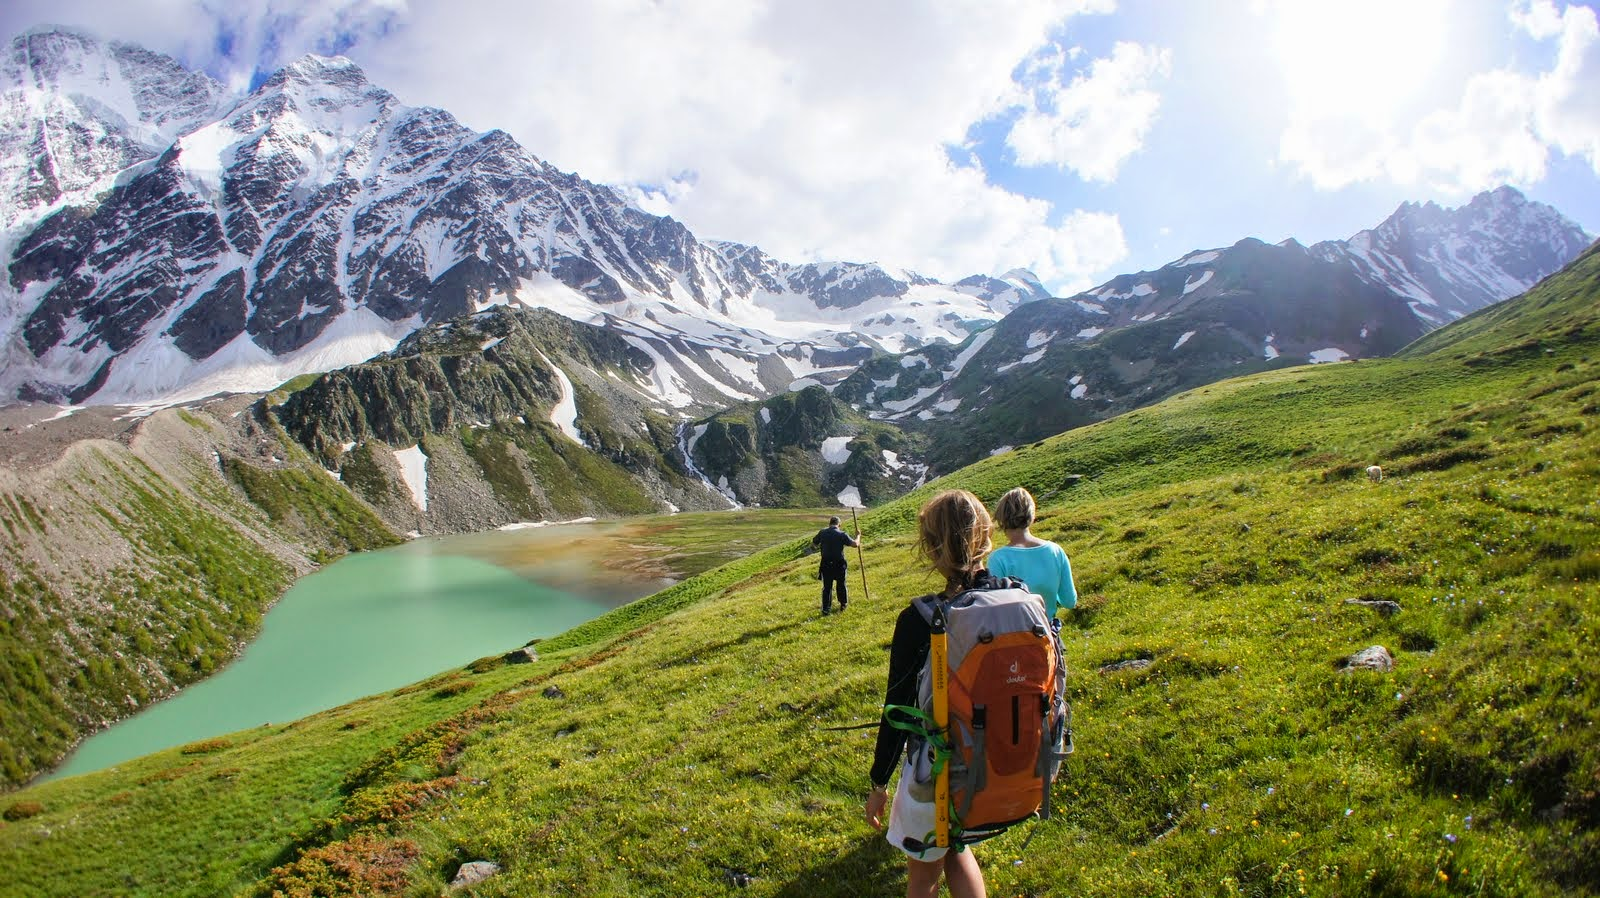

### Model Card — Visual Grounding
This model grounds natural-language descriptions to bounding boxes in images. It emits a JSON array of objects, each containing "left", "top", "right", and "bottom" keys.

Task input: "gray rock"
[
  {"left": 451, "top": 861, "right": 501, "bottom": 889},
  {"left": 1342, "top": 645, "right": 1394, "bottom": 672},
  {"left": 1099, "top": 658, "right": 1152, "bottom": 674},
  {"left": 1343, "top": 598, "right": 1401, "bottom": 616},
  {"left": 505, "top": 645, "right": 538, "bottom": 664},
  {"left": 542, "top": 684, "right": 565, "bottom": 699}
]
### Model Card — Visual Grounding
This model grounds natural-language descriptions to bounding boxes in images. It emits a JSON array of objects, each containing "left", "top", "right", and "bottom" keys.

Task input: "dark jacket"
[{"left": 812, "top": 525, "right": 858, "bottom": 563}]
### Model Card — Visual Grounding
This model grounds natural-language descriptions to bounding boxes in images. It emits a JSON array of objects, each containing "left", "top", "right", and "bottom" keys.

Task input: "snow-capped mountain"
[
  {"left": 1311, "top": 185, "right": 1594, "bottom": 326},
  {"left": 0, "top": 27, "right": 225, "bottom": 229},
  {"left": 841, "top": 187, "right": 1593, "bottom": 467},
  {"left": 0, "top": 28, "right": 1028, "bottom": 409}
]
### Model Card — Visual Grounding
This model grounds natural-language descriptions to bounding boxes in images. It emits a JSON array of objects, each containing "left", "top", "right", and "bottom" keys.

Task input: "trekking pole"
[
  {"left": 930, "top": 603, "right": 951, "bottom": 848},
  {"left": 849, "top": 505, "right": 871, "bottom": 602}
]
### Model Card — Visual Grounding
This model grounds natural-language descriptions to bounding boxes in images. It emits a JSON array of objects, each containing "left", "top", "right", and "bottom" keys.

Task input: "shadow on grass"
[{"left": 768, "top": 835, "right": 905, "bottom": 898}]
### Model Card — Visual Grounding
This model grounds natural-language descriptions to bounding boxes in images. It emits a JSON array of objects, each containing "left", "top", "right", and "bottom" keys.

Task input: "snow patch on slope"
[
  {"left": 821, "top": 436, "right": 853, "bottom": 464},
  {"left": 536, "top": 349, "right": 587, "bottom": 446},
  {"left": 394, "top": 445, "right": 428, "bottom": 511}
]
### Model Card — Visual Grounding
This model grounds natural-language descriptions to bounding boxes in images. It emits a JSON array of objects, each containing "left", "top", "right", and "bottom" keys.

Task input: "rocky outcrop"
[
  {"left": 274, "top": 306, "right": 728, "bottom": 532},
  {"left": 680, "top": 385, "right": 927, "bottom": 508}
]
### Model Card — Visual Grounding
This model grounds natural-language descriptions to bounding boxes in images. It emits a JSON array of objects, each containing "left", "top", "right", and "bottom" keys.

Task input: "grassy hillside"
[
  {"left": 2, "top": 251, "right": 1596, "bottom": 896},
  {"left": 0, "top": 404, "right": 401, "bottom": 788}
]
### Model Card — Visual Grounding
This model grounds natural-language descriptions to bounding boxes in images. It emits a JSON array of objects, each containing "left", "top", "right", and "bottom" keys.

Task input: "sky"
[{"left": 3, "top": 0, "right": 1597, "bottom": 295}]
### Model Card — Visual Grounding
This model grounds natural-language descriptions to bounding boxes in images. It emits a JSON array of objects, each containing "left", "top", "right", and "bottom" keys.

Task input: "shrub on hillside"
[{"left": 4, "top": 801, "right": 43, "bottom": 821}]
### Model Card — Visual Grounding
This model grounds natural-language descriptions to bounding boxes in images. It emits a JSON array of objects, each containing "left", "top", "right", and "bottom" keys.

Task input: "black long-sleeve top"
[{"left": 869, "top": 602, "right": 933, "bottom": 787}]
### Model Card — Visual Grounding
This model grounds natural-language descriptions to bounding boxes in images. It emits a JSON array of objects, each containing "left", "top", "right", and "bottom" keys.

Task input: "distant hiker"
[
  {"left": 987, "top": 487, "right": 1077, "bottom": 627},
  {"left": 865, "top": 490, "right": 995, "bottom": 898},
  {"left": 812, "top": 515, "right": 860, "bottom": 615}
]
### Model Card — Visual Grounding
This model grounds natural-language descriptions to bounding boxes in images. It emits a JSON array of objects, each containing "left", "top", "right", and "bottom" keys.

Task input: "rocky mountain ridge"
[
  {"left": 273, "top": 305, "right": 730, "bottom": 531},
  {"left": 0, "top": 28, "right": 1035, "bottom": 410},
  {"left": 845, "top": 187, "right": 1593, "bottom": 467}
]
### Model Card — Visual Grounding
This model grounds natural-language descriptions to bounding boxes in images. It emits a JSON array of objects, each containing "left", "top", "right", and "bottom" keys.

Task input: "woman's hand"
[{"left": 865, "top": 785, "right": 888, "bottom": 829}]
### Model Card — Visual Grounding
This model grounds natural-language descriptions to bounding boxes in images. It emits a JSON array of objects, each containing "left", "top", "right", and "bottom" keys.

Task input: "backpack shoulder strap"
[{"left": 909, "top": 593, "right": 942, "bottom": 624}]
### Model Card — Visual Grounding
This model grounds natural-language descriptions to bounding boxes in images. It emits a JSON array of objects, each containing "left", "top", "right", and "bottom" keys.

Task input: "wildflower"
[{"left": 1444, "top": 833, "right": 1457, "bottom": 843}]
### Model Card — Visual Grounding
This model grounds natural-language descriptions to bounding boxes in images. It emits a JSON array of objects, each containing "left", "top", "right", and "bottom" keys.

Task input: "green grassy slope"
[
  {"left": 0, "top": 409, "right": 402, "bottom": 788},
  {"left": 2, "top": 250, "right": 1597, "bottom": 896}
]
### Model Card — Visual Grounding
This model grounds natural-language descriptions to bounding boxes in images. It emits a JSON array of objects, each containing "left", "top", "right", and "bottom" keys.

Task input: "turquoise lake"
[{"left": 49, "top": 524, "right": 672, "bottom": 781}]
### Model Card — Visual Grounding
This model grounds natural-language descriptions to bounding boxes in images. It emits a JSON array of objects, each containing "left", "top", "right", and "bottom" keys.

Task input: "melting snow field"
[
  {"left": 1173, "top": 331, "right": 1196, "bottom": 350},
  {"left": 821, "top": 436, "right": 853, "bottom": 464},
  {"left": 837, "top": 485, "right": 863, "bottom": 507},
  {"left": 997, "top": 348, "right": 1047, "bottom": 373},
  {"left": 537, "top": 350, "right": 587, "bottom": 446},
  {"left": 1175, "top": 250, "right": 1220, "bottom": 267},
  {"left": 394, "top": 445, "right": 428, "bottom": 512},
  {"left": 1309, "top": 348, "right": 1350, "bottom": 364},
  {"left": 1183, "top": 271, "right": 1214, "bottom": 294},
  {"left": 1264, "top": 335, "right": 1280, "bottom": 360}
]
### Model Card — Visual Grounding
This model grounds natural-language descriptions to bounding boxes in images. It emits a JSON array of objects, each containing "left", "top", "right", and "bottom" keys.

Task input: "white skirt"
[{"left": 886, "top": 759, "right": 947, "bottom": 861}]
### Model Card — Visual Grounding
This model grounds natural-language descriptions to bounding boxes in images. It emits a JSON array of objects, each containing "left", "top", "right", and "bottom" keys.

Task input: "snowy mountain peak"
[
  {"left": 1318, "top": 186, "right": 1593, "bottom": 325},
  {"left": 999, "top": 268, "right": 1047, "bottom": 293},
  {"left": 0, "top": 31, "right": 1029, "bottom": 407},
  {"left": 1, "top": 27, "right": 225, "bottom": 226}
]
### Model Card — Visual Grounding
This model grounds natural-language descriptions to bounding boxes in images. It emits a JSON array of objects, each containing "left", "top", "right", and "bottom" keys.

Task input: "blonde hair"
[
  {"left": 917, "top": 490, "right": 994, "bottom": 594},
  {"left": 994, "top": 487, "right": 1036, "bottom": 532}
]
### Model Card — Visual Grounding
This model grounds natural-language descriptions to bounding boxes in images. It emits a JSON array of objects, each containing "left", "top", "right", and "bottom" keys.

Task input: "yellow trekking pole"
[
  {"left": 930, "top": 603, "right": 951, "bottom": 848},
  {"left": 849, "top": 505, "right": 871, "bottom": 602}
]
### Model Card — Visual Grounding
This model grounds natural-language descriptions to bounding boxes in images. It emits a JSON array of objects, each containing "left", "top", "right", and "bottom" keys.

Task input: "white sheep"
[{"left": 1366, "top": 465, "right": 1383, "bottom": 483}]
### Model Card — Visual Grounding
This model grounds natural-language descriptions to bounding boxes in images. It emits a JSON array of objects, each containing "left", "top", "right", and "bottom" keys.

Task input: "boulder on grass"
[
  {"left": 1342, "top": 645, "right": 1394, "bottom": 672},
  {"left": 451, "top": 861, "right": 501, "bottom": 889}
]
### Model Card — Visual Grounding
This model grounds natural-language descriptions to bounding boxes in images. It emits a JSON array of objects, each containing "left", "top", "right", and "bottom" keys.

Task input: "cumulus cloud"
[
  {"left": 1278, "top": 0, "right": 1600, "bottom": 193},
  {"left": 1003, "top": 40, "right": 1173, "bottom": 182},
  {"left": 347, "top": 0, "right": 1134, "bottom": 289},
  {"left": 0, "top": 0, "right": 1136, "bottom": 291}
]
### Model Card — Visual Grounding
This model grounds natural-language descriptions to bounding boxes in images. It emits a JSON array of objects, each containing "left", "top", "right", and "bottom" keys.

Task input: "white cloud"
[
  {"left": 1530, "top": 1, "right": 1600, "bottom": 171},
  {"left": 344, "top": 0, "right": 1132, "bottom": 290},
  {"left": 1003, "top": 40, "right": 1173, "bottom": 181},
  {"left": 1276, "top": 0, "right": 1600, "bottom": 193}
]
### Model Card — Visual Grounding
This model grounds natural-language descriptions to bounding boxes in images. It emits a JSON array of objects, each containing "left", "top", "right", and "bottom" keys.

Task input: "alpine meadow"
[
  {"left": 4, "top": 11, "right": 1600, "bottom": 898},
  {"left": 2, "top": 240, "right": 1596, "bottom": 897}
]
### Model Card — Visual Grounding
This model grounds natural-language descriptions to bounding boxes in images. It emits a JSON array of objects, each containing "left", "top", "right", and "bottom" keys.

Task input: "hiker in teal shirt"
[{"left": 986, "top": 488, "right": 1077, "bottom": 624}]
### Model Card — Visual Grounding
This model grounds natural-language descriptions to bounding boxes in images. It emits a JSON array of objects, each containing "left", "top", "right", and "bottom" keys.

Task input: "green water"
[{"left": 51, "top": 527, "right": 668, "bottom": 780}]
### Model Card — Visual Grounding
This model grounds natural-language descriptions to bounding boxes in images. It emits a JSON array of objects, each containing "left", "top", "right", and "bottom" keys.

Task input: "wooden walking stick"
[{"left": 849, "top": 505, "right": 871, "bottom": 602}]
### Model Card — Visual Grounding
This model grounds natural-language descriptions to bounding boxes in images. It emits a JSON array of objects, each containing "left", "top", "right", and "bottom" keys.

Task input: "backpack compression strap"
[{"left": 929, "top": 601, "right": 950, "bottom": 848}]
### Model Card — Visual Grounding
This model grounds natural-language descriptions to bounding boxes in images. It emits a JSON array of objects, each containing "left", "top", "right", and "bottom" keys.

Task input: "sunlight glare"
[{"left": 1270, "top": 0, "right": 1448, "bottom": 121}]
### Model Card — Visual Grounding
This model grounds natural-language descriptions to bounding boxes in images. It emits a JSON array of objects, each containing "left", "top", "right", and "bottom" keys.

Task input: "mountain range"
[
  {"left": 0, "top": 27, "right": 1040, "bottom": 410},
  {"left": 832, "top": 188, "right": 1593, "bottom": 467},
  {"left": 7, "top": 26, "right": 1588, "bottom": 433}
]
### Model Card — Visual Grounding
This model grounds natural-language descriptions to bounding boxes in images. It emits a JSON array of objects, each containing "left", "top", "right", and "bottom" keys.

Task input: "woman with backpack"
[
  {"left": 864, "top": 489, "right": 994, "bottom": 898},
  {"left": 986, "top": 487, "right": 1076, "bottom": 626}
]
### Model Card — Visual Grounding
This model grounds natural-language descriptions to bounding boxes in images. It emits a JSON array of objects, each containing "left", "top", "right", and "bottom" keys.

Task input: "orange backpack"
[{"left": 887, "top": 580, "right": 1073, "bottom": 847}]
